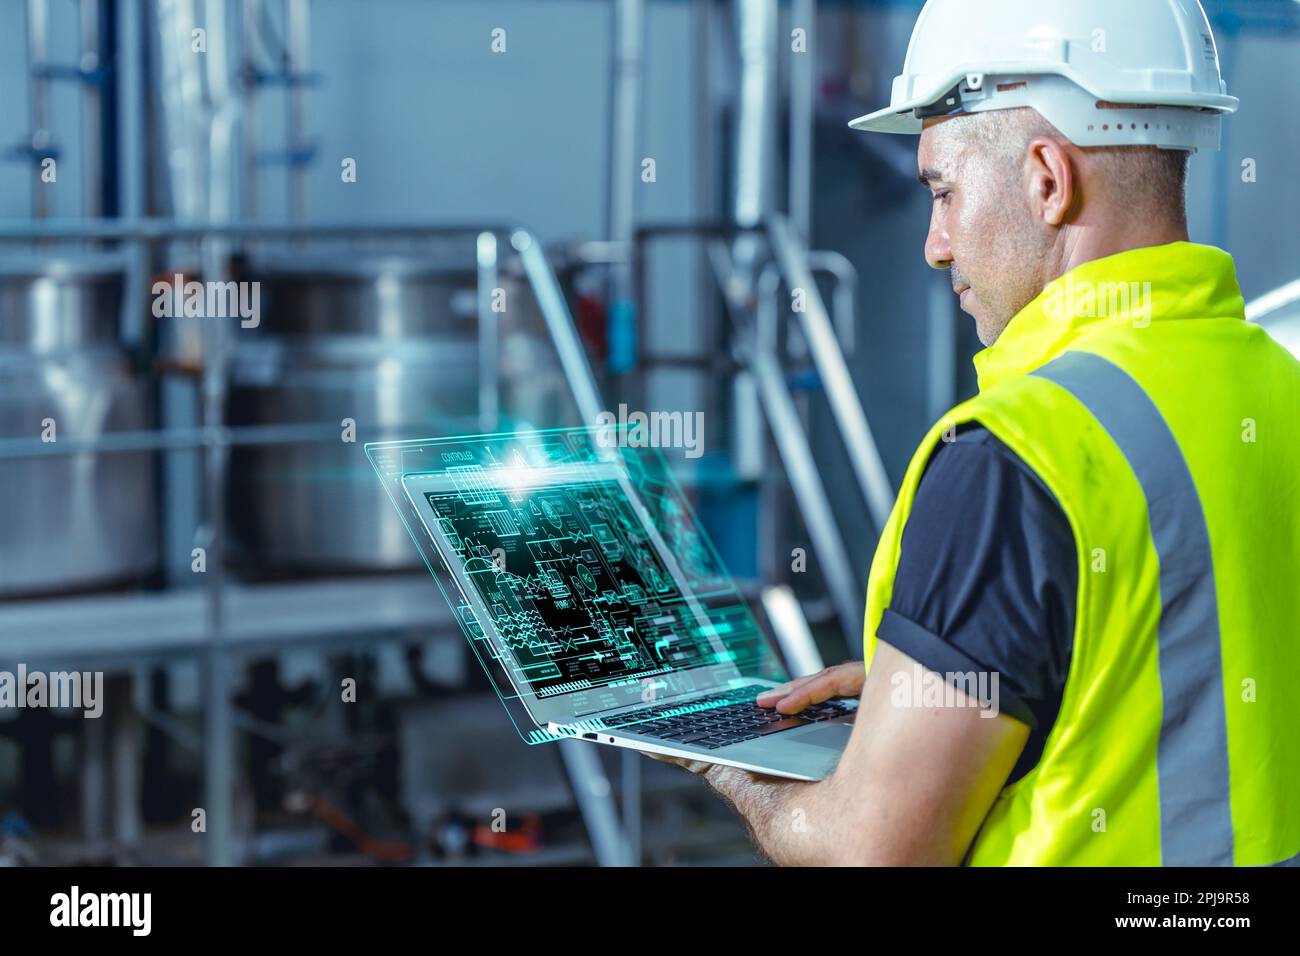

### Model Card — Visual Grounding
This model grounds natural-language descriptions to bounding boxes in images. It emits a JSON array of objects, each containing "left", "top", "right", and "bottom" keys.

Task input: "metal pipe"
[
  {"left": 117, "top": 0, "right": 149, "bottom": 346},
  {"left": 200, "top": 232, "right": 234, "bottom": 867},
  {"left": 155, "top": 0, "right": 211, "bottom": 220},
  {"left": 25, "top": 0, "right": 51, "bottom": 218},
  {"left": 789, "top": 0, "right": 816, "bottom": 240},
  {"left": 606, "top": 0, "right": 643, "bottom": 268},
  {"left": 620, "top": 750, "right": 641, "bottom": 866},
  {"left": 761, "top": 584, "right": 825, "bottom": 676},
  {"left": 285, "top": 0, "right": 310, "bottom": 221},
  {"left": 200, "top": 0, "right": 238, "bottom": 866},
  {"left": 606, "top": 0, "right": 644, "bottom": 377},
  {"left": 753, "top": 264, "right": 782, "bottom": 577},
  {"left": 205, "top": 5, "right": 239, "bottom": 226},
  {"left": 79, "top": 0, "right": 103, "bottom": 219},
  {"left": 558, "top": 740, "right": 632, "bottom": 867},
  {"left": 805, "top": 249, "right": 857, "bottom": 355},
  {"left": 240, "top": 0, "right": 260, "bottom": 219},
  {"left": 476, "top": 231, "right": 500, "bottom": 432},
  {"left": 747, "top": 337, "right": 864, "bottom": 646},
  {"left": 693, "top": 0, "right": 721, "bottom": 457},
  {"left": 0, "top": 422, "right": 378, "bottom": 461},
  {"left": 732, "top": 0, "right": 779, "bottom": 281},
  {"left": 0, "top": 219, "right": 513, "bottom": 241},
  {"left": 513, "top": 229, "right": 606, "bottom": 427}
]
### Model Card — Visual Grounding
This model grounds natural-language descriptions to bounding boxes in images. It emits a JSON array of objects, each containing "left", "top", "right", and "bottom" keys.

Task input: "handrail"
[
  {"left": 804, "top": 249, "right": 858, "bottom": 356},
  {"left": 0, "top": 218, "right": 513, "bottom": 241},
  {"left": 709, "top": 239, "right": 865, "bottom": 646},
  {"left": 766, "top": 214, "right": 894, "bottom": 531},
  {"left": 511, "top": 229, "right": 607, "bottom": 427}
]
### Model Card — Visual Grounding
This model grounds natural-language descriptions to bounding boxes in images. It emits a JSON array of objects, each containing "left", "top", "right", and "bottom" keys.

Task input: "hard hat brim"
[{"left": 848, "top": 65, "right": 1239, "bottom": 134}]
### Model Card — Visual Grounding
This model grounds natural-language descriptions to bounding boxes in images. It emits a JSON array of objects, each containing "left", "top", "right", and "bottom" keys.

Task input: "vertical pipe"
[
  {"left": 789, "top": 0, "right": 816, "bottom": 241},
  {"left": 80, "top": 708, "right": 108, "bottom": 846},
  {"left": 108, "top": 675, "right": 142, "bottom": 850},
  {"left": 752, "top": 265, "right": 781, "bottom": 583},
  {"left": 240, "top": 0, "right": 259, "bottom": 219},
  {"left": 732, "top": 0, "right": 778, "bottom": 278},
  {"left": 79, "top": 0, "right": 103, "bottom": 219},
  {"left": 558, "top": 740, "right": 632, "bottom": 867},
  {"left": 118, "top": 0, "right": 147, "bottom": 344},
  {"left": 476, "top": 232, "right": 500, "bottom": 432},
  {"left": 200, "top": 233, "right": 234, "bottom": 865},
  {"left": 285, "top": 0, "right": 309, "bottom": 221},
  {"left": 606, "top": 0, "right": 644, "bottom": 377},
  {"left": 693, "top": 0, "right": 719, "bottom": 442},
  {"left": 620, "top": 750, "right": 641, "bottom": 866},
  {"left": 731, "top": 0, "right": 779, "bottom": 583},
  {"left": 200, "top": 0, "right": 238, "bottom": 866},
  {"left": 25, "top": 0, "right": 51, "bottom": 218}
]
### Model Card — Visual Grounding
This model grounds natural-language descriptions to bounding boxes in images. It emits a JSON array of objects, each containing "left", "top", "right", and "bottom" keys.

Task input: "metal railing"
[{"left": 635, "top": 215, "right": 896, "bottom": 653}]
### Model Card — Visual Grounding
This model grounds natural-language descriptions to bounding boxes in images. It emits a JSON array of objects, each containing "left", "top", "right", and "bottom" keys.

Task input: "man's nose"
[{"left": 925, "top": 225, "right": 952, "bottom": 271}]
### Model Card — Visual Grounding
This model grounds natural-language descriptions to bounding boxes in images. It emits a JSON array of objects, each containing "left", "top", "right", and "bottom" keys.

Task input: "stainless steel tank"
[
  {"left": 0, "top": 256, "right": 159, "bottom": 597},
  {"left": 227, "top": 255, "right": 570, "bottom": 575}
]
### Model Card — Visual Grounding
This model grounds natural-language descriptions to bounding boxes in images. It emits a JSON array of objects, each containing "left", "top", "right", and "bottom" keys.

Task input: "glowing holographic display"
[{"left": 367, "top": 428, "right": 783, "bottom": 744}]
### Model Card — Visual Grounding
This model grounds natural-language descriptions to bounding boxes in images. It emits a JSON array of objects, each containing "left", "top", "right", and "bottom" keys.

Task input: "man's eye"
[{"left": 932, "top": 190, "right": 952, "bottom": 204}]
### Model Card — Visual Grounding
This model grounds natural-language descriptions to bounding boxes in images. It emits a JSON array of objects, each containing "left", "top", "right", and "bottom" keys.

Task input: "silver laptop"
[{"left": 400, "top": 459, "right": 854, "bottom": 781}]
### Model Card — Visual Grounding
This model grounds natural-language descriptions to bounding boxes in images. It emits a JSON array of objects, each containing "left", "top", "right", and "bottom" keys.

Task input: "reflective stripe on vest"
[{"left": 1032, "top": 351, "right": 1234, "bottom": 867}]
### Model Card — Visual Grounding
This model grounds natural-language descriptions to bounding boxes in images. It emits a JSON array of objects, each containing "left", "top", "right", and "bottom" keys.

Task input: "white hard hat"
[{"left": 849, "top": 0, "right": 1238, "bottom": 152}]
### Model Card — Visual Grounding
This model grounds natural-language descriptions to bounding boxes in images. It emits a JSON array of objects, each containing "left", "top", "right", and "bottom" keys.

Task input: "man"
[{"left": 660, "top": 0, "right": 1300, "bottom": 866}]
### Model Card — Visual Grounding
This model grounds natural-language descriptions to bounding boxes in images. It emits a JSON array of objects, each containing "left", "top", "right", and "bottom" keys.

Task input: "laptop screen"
[{"left": 406, "top": 462, "right": 747, "bottom": 725}]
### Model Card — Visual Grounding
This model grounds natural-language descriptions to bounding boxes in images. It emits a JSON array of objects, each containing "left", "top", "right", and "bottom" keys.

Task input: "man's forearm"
[{"left": 702, "top": 763, "right": 836, "bottom": 866}]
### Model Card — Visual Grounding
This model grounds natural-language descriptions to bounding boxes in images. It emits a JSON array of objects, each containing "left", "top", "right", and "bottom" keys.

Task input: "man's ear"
[{"left": 1025, "top": 136, "right": 1076, "bottom": 227}]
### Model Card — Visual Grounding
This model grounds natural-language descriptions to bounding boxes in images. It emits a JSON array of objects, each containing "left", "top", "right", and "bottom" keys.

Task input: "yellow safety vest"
[{"left": 863, "top": 242, "right": 1300, "bottom": 866}]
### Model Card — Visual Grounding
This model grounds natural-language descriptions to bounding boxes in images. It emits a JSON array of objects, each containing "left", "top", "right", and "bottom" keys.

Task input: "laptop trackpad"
[{"left": 792, "top": 723, "right": 852, "bottom": 750}]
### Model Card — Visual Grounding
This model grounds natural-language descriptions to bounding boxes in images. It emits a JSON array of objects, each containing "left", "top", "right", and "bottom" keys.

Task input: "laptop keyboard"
[{"left": 620, "top": 683, "right": 856, "bottom": 750}]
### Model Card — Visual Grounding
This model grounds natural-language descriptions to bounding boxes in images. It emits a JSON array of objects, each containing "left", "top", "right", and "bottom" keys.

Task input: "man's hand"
[
  {"left": 756, "top": 662, "right": 866, "bottom": 714},
  {"left": 646, "top": 663, "right": 866, "bottom": 774},
  {"left": 675, "top": 647, "right": 1030, "bottom": 865}
]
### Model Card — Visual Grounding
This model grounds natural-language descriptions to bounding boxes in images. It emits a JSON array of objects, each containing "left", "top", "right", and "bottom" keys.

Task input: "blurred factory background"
[{"left": 0, "top": 0, "right": 1298, "bottom": 867}]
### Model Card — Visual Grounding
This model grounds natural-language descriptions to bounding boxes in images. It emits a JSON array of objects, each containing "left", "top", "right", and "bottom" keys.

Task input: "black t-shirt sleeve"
[{"left": 876, "top": 425, "right": 1077, "bottom": 783}]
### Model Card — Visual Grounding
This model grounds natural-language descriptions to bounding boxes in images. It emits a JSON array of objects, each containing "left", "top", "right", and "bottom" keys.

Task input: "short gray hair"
[{"left": 964, "top": 107, "right": 1189, "bottom": 227}]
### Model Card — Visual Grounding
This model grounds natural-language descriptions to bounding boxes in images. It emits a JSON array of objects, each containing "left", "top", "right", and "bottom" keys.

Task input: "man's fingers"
[
  {"left": 756, "top": 664, "right": 865, "bottom": 713},
  {"left": 757, "top": 672, "right": 832, "bottom": 712},
  {"left": 773, "top": 673, "right": 841, "bottom": 712},
  {"left": 756, "top": 674, "right": 817, "bottom": 707}
]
